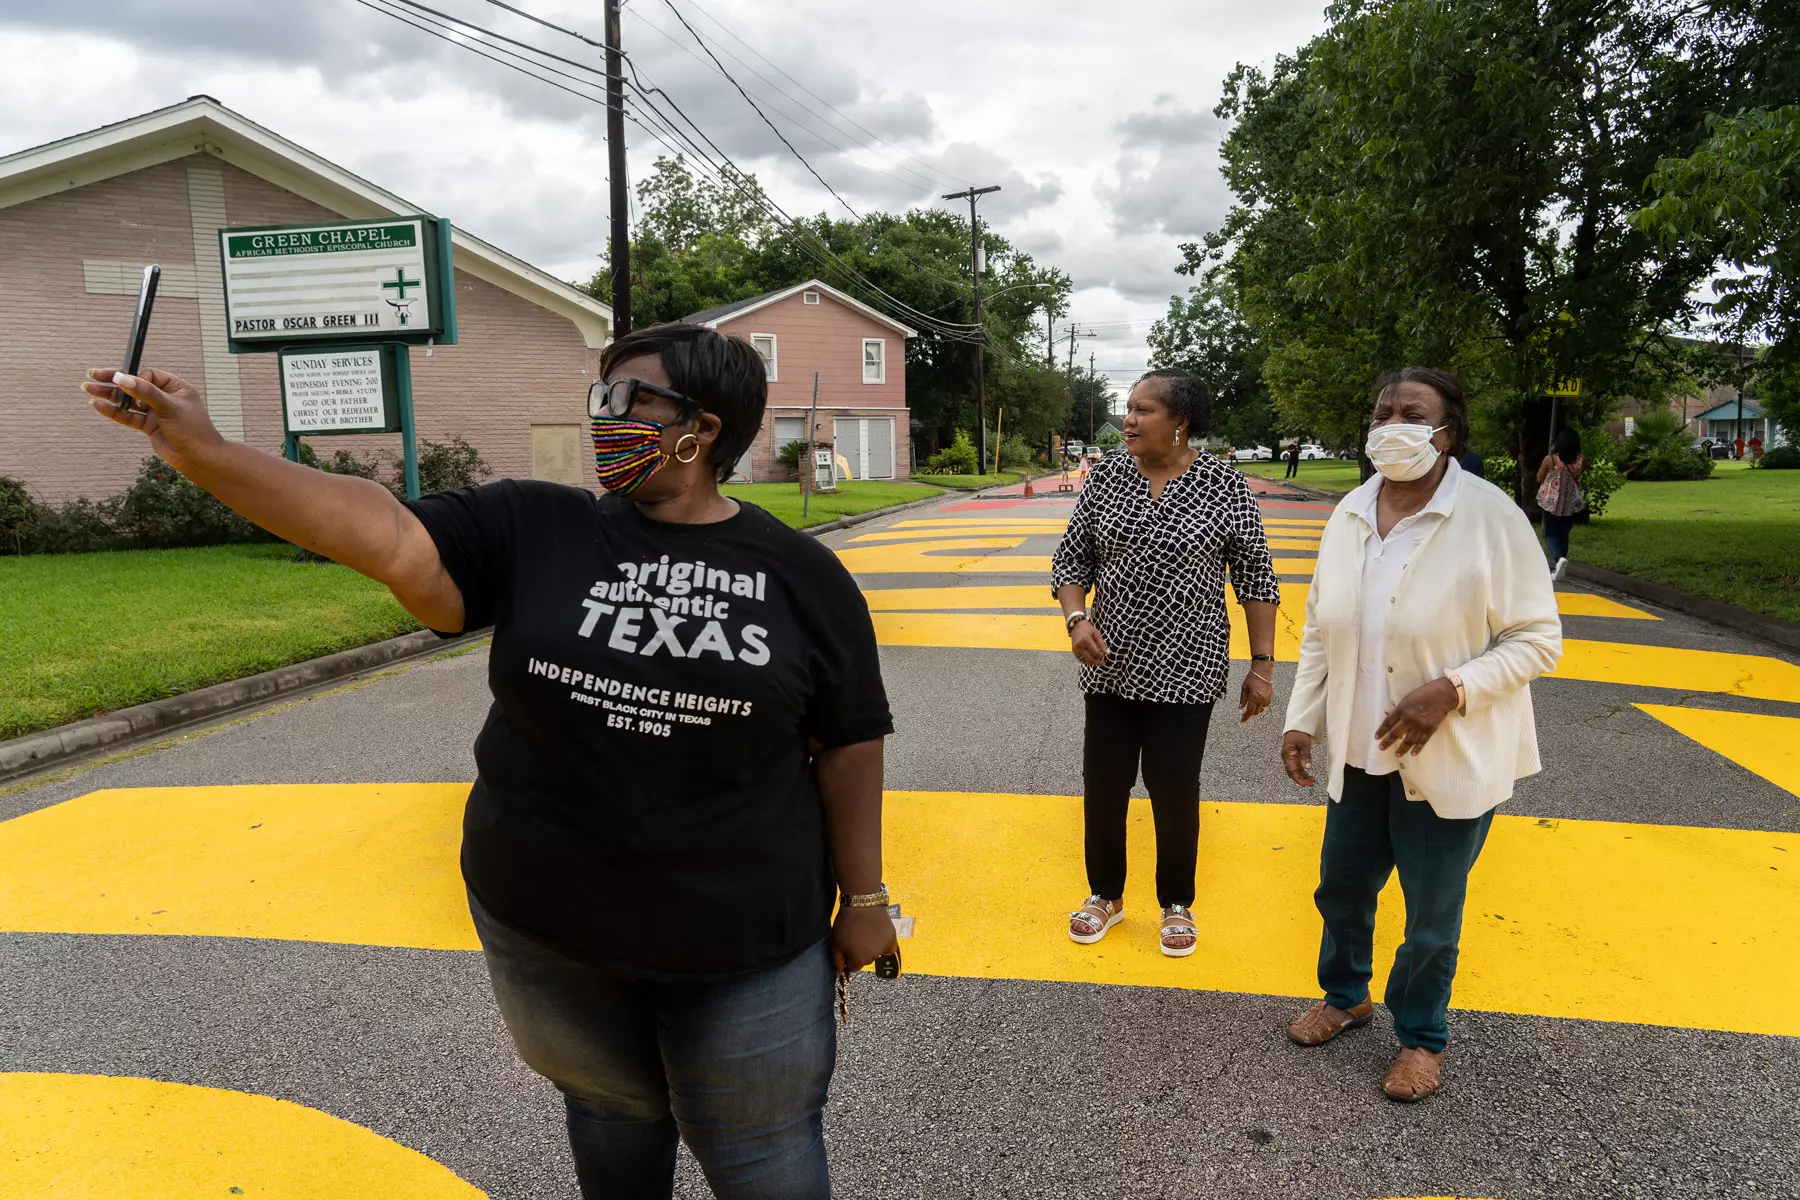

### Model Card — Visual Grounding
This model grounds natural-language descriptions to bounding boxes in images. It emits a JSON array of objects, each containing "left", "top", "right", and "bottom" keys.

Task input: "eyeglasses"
[{"left": 588, "top": 377, "right": 699, "bottom": 420}]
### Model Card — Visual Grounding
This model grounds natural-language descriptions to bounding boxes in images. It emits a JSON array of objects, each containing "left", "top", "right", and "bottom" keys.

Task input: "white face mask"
[{"left": 1365, "top": 422, "right": 1447, "bottom": 482}]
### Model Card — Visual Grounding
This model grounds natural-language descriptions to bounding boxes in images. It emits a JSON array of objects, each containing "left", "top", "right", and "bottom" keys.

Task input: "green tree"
[
  {"left": 1195, "top": 0, "right": 1739, "bottom": 495},
  {"left": 1065, "top": 367, "right": 1114, "bottom": 443},
  {"left": 1637, "top": 106, "right": 1800, "bottom": 438},
  {"left": 1147, "top": 274, "right": 1280, "bottom": 447}
]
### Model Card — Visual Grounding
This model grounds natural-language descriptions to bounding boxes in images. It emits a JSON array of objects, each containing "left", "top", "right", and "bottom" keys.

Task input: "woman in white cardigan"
[{"left": 1281, "top": 368, "right": 1562, "bottom": 1102}]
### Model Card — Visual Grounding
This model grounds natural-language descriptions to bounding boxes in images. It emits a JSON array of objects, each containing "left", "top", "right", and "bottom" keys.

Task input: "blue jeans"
[
  {"left": 1542, "top": 512, "right": 1574, "bottom": 563},
  {"left": 1314, "top": 767, "right": 1494, "bottom": 1053},
  {"left": 471, "top": 894, "right": 836, "bottom": 1200}
]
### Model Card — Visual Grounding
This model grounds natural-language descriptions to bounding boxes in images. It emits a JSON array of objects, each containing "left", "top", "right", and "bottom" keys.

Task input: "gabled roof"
[
  {"left": 1693, "top": 399, "right": 1766, "bottom": 421},
  {"left": 0, "top": 95, "right": 613, "bottom": 348},
  {"left": 684, "top": 279, "right": 917, "bottom": 337}
]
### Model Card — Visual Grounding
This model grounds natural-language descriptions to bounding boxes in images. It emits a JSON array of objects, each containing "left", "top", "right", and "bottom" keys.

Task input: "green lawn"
[
  {"left": 1238, "top": 459, "right": 1363, "bottom": 494},
  {"left": 4, "top": 481, "right": 942, "bottom": 742},
  {"left": 1575, "top": 460, "right": 1800, "bottom": 623},
  {"left": 0, "top": 544, "right": 421, "bottom": 740},
  {"left": 722, "top": 479, "right": 942, "bottom": 527},
  {"left": 907, "top": 471, "right": 1024, "bottom": 490}
]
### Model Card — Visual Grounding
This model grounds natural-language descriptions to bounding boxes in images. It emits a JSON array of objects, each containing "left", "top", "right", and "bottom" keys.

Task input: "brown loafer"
[
  {"left": 1381, "top": 1047, "right": 1445, "bottom": 1101},
  {"left": 1286, "top": 998, "right": 1374, "bottom": 1046}
]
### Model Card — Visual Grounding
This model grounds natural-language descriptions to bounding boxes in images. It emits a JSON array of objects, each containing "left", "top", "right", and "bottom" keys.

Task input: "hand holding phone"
[{"left": 111, "top": 265, "right": 161, "bottom": 410}]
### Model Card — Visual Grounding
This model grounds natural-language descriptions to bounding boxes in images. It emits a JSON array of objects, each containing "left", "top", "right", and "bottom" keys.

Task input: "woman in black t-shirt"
[{"left": 85, "top": 324, "right": 897, "bottom": 1200}]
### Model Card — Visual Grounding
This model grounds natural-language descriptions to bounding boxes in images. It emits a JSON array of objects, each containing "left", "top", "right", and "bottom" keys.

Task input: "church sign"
[
  {"left": 278, "top": 344, "right": 402, "bottom": 435},
  {"left": 219, "top": 216, "right": 452, "bottom": 350}
]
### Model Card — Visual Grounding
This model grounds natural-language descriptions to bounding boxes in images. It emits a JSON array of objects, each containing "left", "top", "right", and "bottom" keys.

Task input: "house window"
[
  {"left": 749, "top": 334, "right": 777, "bottom": 382},
  {"left": 802, "top": 290, "right": 820, "bottom": 305},
  {"left": 862, "top": 338, "right": 886, "bottom": 384}
]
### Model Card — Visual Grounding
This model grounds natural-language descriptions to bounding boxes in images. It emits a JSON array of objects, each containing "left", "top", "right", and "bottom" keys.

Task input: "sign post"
[{"left": 220, "top": 215, "right": 456, "bottom": 499}]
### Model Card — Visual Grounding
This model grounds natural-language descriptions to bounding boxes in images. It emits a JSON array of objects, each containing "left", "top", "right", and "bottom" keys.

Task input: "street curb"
[
  {"left": 1, "top": 489, "right": 949, "bottom": 785},
  {"left": 0, "top": 628, "right": 487, "bottom": 785},
  {"left": 799, "top": 488, "right": 949, "bottom": 536},
  {"left": 1564, "top": 562, "right": 1800, "bottom": 657}
]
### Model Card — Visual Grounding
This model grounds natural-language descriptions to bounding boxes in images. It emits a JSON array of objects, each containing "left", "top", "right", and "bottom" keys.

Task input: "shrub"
[
  {"left": 1579, "top": 457, "right": 1624, "bottom": 516},
  {"left": 777, "top": 439, "right": 805, "bottom": 474},
  {"left": 1485, "top": 455, "right": 1519, "bottom": 493},
  {"left": 982, "top": 429, "right": 1033, "bottom": 471},
  {"left": 413, "top": 436, "right": 492, "bottom": 494},
  {"left": 0, "top": 476, "right": 42, "bottom": 555},
  {"left": 29, "top": 497, "right": 125, "bottom": 554},
  {"left": 924, "top": 430, "right": 980, "bottom": 476},
  {"left": 112, "top": 458, "right": 264, "bottom": 549},
  {"left": 1637, "top": 440, "right": 1714, "bottom": 480},
  {"left": 1755, "top": 444, "right": 1800, "bottom": 469}
]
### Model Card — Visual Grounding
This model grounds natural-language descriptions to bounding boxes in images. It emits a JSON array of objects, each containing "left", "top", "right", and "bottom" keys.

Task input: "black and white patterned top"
[{"left": 1051, "top": 451, "right": 1282, "bottom": 704}]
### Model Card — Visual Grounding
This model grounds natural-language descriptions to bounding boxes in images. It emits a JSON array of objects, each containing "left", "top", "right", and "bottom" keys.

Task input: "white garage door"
[{"left": 833, "top": 417, "right": 895, "bottom": 480}]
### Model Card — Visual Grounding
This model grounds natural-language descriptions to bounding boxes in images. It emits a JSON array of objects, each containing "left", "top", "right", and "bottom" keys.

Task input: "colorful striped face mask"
[{"left": 591, "top": 417, "right": 669, "bottom": 495}]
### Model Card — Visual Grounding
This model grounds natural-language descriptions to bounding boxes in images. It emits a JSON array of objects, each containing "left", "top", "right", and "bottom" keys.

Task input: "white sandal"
[
  {"left": 1160, "top": 904, "right": 1198, "bottom": 958},
  {"left": 1068, "top": 895, "right": 1123, "bottom": 945}
]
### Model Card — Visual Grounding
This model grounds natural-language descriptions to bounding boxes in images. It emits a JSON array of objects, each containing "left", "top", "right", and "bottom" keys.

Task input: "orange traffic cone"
[{"left": 1023, "top": 475, "right": 1036, "bottom": 497}]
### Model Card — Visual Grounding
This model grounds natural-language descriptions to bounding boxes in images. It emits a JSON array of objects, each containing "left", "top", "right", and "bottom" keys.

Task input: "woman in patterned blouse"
[{"left": 1052, "top": 369, "right": 1283, "bottom": 957}]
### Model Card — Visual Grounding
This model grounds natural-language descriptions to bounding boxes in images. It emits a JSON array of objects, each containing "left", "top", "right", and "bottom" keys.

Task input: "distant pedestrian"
[
  {"left": 1281, "top": 366, "right": 1562, "bottom": 1102},
  {"left": 1536, "top": 429, "right": 1586, "bottom": 581},
  {"left": 1456, "top": 447, "right": 1485, "bottom": 480},
  {"left": 1052, "top": 369, "right": 1283, "bottom": 959},
  {"left": 1750, "top": 434, "right": 1765, "bottom": 462},
  {"left": 88, "top": 324, "right": 898, "bottom": 1200},
  {"left": 1735, "top": 435, "right": 1746, "bottom": 459},
  {"left": 1284, "top": 441, "right": 1301, "bottom": 479}
]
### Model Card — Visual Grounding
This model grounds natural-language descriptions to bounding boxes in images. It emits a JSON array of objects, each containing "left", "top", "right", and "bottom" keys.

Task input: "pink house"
[{"left": 686, "top": 280, "right": 915, "bottom": 482}]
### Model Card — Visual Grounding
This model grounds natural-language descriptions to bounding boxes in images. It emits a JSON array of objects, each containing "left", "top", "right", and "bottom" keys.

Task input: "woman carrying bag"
[{"left": 1536, "top": 429, "right": 1586, "bottom": 582}]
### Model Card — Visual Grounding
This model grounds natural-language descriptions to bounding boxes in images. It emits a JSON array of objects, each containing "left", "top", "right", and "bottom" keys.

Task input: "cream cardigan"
[{"left": 1283, "top": 470, "right": 1564, "bottom": 818}]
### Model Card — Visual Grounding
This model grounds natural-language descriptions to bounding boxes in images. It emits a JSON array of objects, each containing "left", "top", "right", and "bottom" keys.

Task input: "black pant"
[
  {"left": 1284, "top": 456, "right": 1299, "bottom": 478},
  {"left": 1082, "top": 692, "right": 1215, "bottom": 908}
]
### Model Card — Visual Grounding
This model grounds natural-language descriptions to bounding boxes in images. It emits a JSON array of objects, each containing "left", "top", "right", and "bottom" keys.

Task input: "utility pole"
[
  {"left": 604, "top": 0, "right": 631, "bottom": 337},
  {"left": 1046, "top": 310, "right": 1055, "bottom": 368},
  {"left": 1089, "top": 351, "right": 1097, "bottom": 442},
  {"left": 943, "top": 184, "right": 1001, "bottom": 472}
]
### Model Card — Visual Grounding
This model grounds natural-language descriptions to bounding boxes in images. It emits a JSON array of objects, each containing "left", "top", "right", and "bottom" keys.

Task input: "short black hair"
[
  {"left": 599, "top": 323, "right": 767, "bottom": 483},
  {"left": 1374, "top": 367, "right": 1468, "bottom": 455},
  {"left": 1553, "top": 427, "right": 1582, "bottom": 463},
  {"left": 1134, "top": 368, "right": 1211, "bottom": 437}
]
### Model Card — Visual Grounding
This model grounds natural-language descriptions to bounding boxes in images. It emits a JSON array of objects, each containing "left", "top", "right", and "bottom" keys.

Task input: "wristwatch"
[
  {"left": 1065, "top": 609, "right": 1089, "bottom": 631},
  {"left": 1443, "top": 669, "right": 1467, "bottom": 714},
  {"left": 840, "top": 883, "right": 890, "bottom": 909}
]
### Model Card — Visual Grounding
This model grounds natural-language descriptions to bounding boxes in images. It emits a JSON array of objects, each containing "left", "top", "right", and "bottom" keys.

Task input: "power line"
[
  {"left": 683, "top": 0, "right": 972, "bottom": 190},
  {"left": 622, "top": 8, "right": 945, "bottom": 196},
  {"left": 362, "top": 0, "right": 988, "bottom": 340},
  {"left": 657, "top": 0, "right": 862, "bottom": 221}
]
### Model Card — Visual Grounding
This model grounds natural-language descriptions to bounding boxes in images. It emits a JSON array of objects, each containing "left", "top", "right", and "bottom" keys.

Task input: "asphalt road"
[{"left": 2, "top": 480, "right": 1797, "bottom": 1200}]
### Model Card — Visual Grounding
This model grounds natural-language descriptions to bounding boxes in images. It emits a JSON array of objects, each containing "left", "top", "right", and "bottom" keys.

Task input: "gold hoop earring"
[{"left": 674, "top": 433, "right": 701, "bottom": 464}]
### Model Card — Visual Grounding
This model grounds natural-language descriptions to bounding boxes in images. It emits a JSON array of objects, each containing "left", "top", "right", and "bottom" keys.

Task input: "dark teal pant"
[{"left": 1315, "top": 766, "right": 1494, "bottom": 1053}]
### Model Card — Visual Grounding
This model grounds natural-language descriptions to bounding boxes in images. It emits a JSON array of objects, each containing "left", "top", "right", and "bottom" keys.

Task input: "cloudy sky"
[{"left": 1, "top": 0, "right": 1329, "bottom": 391}]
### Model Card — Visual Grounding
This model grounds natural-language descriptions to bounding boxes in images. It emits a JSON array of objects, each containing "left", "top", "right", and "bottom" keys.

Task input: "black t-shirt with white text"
[{"left": 402, "top": 481, "right": 893, "bottom": 980}]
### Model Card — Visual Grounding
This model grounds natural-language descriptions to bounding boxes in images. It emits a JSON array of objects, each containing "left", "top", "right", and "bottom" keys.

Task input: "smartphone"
[{"left": 111, "top": 264, "right": 161, "bottom": 410}]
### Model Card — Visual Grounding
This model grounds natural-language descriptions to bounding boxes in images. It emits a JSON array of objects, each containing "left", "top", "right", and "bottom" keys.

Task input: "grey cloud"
[
  {"left": 1099, "top": 104, "right": 1233, "bottom": 239},
  {"left": 1116, "top": 106, "right": 1223, "bottom": 149}
]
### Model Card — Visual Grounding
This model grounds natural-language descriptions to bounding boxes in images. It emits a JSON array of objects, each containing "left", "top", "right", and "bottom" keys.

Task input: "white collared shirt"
[{"left": 1343, "top": 457, "right": 1463, "bottom": 776}]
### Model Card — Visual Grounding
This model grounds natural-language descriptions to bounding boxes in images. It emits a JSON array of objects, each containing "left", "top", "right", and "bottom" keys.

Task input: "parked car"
[
  {"left": 1336, "top": 449, "right": 1359, "bottom": 461},
  {"left": 1232, "top": 445, "right": 1274, "bottom": 462},
  {"left": 1298, "top": 443, "right": 1328, "bottom": 460}
]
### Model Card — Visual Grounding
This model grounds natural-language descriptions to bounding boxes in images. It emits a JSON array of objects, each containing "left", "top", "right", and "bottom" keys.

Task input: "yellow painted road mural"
[
  {"left": 2, "top": 784, "right": 1796, "bottom": 1037},
  {"left": 0, "top": 1073, "right": 485, "bottom": 1198}
]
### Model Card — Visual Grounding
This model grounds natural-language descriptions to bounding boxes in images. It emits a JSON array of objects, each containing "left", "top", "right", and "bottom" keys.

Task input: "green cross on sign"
[{"left": 382, "top": 268, "right": 420, "bottom": 300}]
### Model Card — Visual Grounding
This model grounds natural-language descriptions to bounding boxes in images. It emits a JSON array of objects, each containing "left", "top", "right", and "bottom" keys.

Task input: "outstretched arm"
[{"left": 86, "top": 367, "right": 466, "bottom": 632}]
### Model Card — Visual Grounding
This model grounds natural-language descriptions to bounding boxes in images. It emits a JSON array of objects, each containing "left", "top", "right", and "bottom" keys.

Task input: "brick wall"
[
  {"left": 713, "top": 288, "right": 911, "bottom": 481},
  {"left": 0, "top": 152, "right": 598, "bottom": 504}
]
